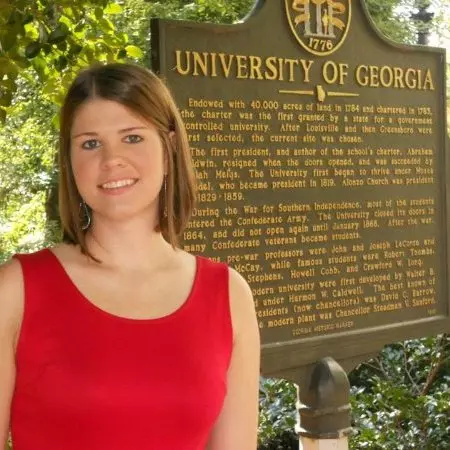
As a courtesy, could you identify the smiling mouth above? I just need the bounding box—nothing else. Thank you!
[99,178,139,190]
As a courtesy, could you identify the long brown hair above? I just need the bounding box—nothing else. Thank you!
[58,63,197,259]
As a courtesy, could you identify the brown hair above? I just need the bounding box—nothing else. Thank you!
[58,63,197,259]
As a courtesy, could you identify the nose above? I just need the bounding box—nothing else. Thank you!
[100,142,126,169]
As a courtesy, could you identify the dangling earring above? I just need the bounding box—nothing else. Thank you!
[163,176,168,219]
[79,200,91,230]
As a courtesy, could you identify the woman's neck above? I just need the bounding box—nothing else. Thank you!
[82,219,177,272]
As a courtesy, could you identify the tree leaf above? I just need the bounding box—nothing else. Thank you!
[117,32,128,45]
[22,13,34,25]
[54,55,68,71]
[33,55,49,81]
[104,3,123,15]
[0,88,12,107]
[25,42,41,59]
[0,57,19,78]
[38,23,49,43]
[95,7,104,20]
[57,41,68,52]
[68,43,83,58]
[24,22,39,40]
[99,17,115,31]
[125,45,143,59]
[0,32,15,52]
[63,7,75,19]
[117,48,127,59]
[48,23,69,44]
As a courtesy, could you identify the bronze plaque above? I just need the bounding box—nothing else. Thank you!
[151,0,450,374]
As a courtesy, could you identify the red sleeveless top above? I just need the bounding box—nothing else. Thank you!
[11,249,232,450]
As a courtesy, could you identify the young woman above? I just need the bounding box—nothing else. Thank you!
[0,63,260,449]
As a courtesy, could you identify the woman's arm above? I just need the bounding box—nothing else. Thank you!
[207,268,260,450]
[0,260,23,447]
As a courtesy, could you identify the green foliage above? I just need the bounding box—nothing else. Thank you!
[365,0,417,44]
[0,0,142,121]
[0,76,57,263]
[114,0,256,66]
[142,0,255,23]
[258,378,297,448]
[256,335,450,449]
[349,335,450,449]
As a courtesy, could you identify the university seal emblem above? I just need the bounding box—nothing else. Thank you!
[285,0,351,56]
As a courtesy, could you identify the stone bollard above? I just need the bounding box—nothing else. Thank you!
[296,357,352,450]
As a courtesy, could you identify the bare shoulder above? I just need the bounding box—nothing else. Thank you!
[175,248,197,269]
[0,258,24,303]
[228,267,253,301]
[0,258,25,351]
[49,242,79,263]
[227,267,259,341]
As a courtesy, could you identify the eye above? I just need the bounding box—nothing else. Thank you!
[124,134,143,144]
[81,139,100,150]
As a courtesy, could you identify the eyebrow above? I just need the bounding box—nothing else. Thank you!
[71,126,149,139]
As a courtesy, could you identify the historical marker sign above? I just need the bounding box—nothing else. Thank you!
[151,0,450,375]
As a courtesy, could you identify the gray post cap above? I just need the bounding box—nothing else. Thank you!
[297,357,352,439]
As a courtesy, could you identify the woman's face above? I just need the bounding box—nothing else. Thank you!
[70,98,166,226]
